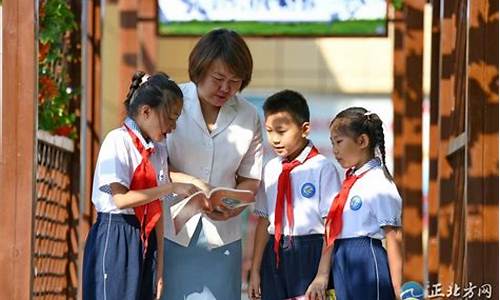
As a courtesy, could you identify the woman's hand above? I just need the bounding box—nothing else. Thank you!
[305,274,328,300]
[191,178,212,194]
[247,270,261,299]
[205,206,245,221]
[171,182,199,198]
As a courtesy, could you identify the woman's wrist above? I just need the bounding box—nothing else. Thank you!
[250,264,261,274]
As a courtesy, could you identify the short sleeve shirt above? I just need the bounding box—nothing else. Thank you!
[91,118,170,214]
[338,158,402,240]
[254,142,341,236]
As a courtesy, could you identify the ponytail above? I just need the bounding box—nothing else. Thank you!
[123,71,183,118]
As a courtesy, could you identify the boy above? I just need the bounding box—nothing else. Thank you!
[248,90,341,300]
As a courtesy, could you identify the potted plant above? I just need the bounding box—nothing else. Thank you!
[38,0,78,140]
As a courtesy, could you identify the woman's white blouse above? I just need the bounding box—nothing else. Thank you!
[164,82,263,248]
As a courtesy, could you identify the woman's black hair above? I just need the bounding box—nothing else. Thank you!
[188,28,253,91]
[331,107,393,181]
[124,71,183,117]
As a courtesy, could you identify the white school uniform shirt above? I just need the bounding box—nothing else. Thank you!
[254,142,341,236]
[338,158,402,240]
[91,117,170,214]
[164,82,263,248]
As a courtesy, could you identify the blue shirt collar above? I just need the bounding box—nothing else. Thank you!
[351,157,381,176]
[123,117,155,150]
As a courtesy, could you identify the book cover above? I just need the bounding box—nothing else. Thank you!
[170,187,255,234]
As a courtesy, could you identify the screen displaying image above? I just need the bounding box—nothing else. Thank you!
[158,0,388,37]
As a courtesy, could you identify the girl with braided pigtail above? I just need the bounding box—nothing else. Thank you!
[324,107,403,300]
[82,71,199,300]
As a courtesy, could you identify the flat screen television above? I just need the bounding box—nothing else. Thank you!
[157,0,388,37]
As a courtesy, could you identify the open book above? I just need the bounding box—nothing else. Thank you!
[170,187,255,234]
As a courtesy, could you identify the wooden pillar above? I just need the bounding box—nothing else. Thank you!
[138,0,157,74]
[466,0,498,294]
[119,0,139,117]
[78,0,103,298]
[82,0,103,246]
[0,0,37,299]
[393,7,406,190]
[427,0,441,286]
[400,0,425,283]
[436,0,468,289]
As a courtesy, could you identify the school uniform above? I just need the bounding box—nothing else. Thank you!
[329,158,402,300]
[254,142,341,300]
[163,82,263,300]
[83,117,169,300]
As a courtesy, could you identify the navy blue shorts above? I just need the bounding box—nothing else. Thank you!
[82,213,158,300]
[260,234,329,300]
[332,237,395,300]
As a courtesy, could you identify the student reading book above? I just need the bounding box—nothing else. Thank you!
[82,72,198,300]
[171,188,255,234]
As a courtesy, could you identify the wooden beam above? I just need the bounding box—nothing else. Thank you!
[401,0,425,283]
[427,0,441,285]
[466,0,499,292]
[119,0,139,120]
[138,0,157,73]
[0,0,37,299]
[436,0,468,289]
[78,0,103,298]
[392,7,406,189]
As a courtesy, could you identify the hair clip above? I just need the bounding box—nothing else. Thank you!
[364,111,376,121]
[140,74,150,86]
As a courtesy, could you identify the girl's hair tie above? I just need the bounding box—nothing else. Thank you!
[140,74,150,86]
[364,111,375,120]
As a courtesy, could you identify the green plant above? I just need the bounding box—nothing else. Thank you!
[38,0,78,139]
[392,0,404,11]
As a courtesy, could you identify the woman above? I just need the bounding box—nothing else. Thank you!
[162,29,263,299]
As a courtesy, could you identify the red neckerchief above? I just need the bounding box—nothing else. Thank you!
[274,145,319,267]
[124,124,162,255]
[324,167,370,248]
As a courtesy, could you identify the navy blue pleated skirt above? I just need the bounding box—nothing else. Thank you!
[260,234,328,300]
[82,213,158,300]
[332,237,395,300]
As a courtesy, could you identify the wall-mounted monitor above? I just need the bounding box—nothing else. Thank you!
[157,0,388,37]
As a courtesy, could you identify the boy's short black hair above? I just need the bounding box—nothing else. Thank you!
[263,90,310,124]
